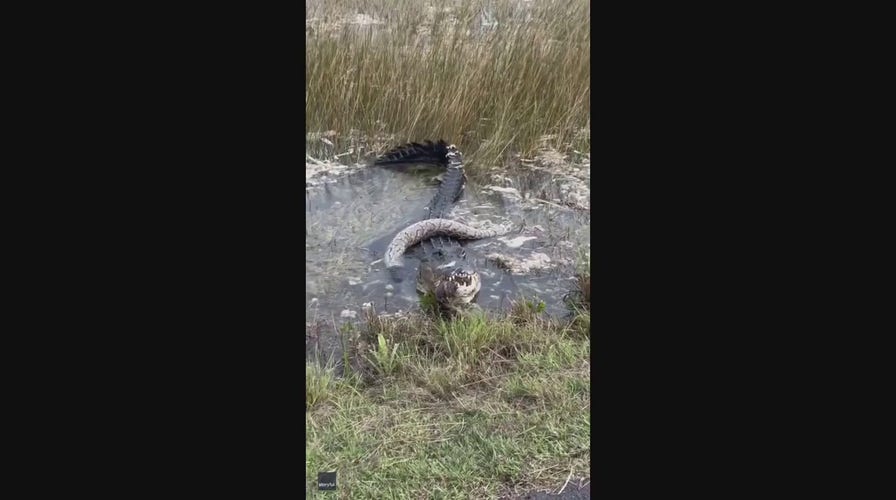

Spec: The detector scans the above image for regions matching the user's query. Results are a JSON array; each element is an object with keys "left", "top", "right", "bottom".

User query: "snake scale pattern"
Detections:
[{"left": 383, "top": 218, "right": 509, "bottom": 269}]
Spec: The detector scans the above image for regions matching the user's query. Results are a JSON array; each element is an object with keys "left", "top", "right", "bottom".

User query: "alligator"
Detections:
[{"left": 373, "top": 141, "right": 512, "bottom": 310}]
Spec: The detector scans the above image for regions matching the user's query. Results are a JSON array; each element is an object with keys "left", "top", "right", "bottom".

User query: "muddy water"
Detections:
[
  {"left": 305, "top": 165, "right": 436, "bottom": 315},
  {"left": 305, "top": 159, "right": 590, "bottom": 364}
]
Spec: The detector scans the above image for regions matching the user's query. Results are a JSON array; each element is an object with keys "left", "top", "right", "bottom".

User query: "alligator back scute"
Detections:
[
  {"left": 427, "top": 165, "right": 465, "bottom": 219},
  {"left": 420, "top": 235, "right": 467, "bottom": 261}
]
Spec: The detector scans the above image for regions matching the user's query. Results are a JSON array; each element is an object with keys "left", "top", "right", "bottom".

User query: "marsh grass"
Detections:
[
  {"left": 306, "top": 285, "right": 591, "bottom": 497},
  {"left": 365, "top": 333, "right": 403, "bottom": 376},
  {"left": 306, "top": 0, "right": 590, "bottom": 172},
  {"left": 306, "top": 363, "right": 336, "bottom": 410}
]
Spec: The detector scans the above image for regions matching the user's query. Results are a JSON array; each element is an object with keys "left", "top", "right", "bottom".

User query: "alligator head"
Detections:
[{"left": 434, "top": 267, "right": 481, "bottom": 306}]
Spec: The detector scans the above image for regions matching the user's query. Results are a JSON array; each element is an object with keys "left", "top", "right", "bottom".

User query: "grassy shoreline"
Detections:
[{"left": 306, "top": 267, "right": 590, "bottom": 498}]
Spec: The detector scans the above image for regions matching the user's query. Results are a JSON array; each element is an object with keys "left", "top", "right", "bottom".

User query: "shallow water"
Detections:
[{"left": 306, "top": 161, "right": 590, "bottom": 329}]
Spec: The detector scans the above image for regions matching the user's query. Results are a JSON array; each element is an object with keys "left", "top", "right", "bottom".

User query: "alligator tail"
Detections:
[
  {"left": 427, "top": 165, "right": 466, "bottom": 219},
  {"left": 373, "top": 140, "right": 450, "bottom": 167}
]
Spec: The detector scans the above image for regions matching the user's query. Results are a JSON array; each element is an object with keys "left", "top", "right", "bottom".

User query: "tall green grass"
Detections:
[
  {"left": 306, "top": 0, "right": 590, "bottom": 170},
  {"left": 306, "top": 300, "right": 590, "bottom": 497}
]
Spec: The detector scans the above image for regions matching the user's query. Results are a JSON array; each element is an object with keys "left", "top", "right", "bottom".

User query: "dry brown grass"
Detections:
[{"left": 306, "top": 0, "right": 590, "bottom": 171}]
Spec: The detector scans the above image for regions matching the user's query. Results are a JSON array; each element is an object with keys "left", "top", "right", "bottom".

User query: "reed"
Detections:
[{"left": 306, "top": 0, "right": 590, "bottom": 171}]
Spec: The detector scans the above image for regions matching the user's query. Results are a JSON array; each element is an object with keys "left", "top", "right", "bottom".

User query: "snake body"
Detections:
[{"left": 384, "top": 218, "right": 511, "bottom": 270}]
